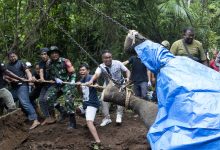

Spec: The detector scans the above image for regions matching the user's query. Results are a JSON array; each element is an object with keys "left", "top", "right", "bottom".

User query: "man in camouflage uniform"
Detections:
[{"left": 45, "top": 46, "right": 76, "bottom": 129}]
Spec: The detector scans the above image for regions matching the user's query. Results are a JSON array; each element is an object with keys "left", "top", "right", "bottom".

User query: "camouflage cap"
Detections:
[{"left": 47, "top": 46, "right": 61, "bottom": 55}]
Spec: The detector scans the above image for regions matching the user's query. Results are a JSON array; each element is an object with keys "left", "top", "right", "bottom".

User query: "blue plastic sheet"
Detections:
[{"left": 135, "top": 40, "right": 220, "bottom": 150}]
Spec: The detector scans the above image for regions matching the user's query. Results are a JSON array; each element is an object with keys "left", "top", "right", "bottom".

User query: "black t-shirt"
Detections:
[
  {"left": 7, "top": 60, "right": 27, "bottom": 87},
  {"left": 0, "top": 62, "right": 6, "bottom": 89},
  {"left": 32, "top": 70, "right": 42, "bottom": 88},
  {"left": 128, "top": 56, "right": 148, "bottom": 83},
  {"left": 80, "top": 74, "right": 100, "bottom": 109},
  {"left": 38, "top": 60, "right": 49, "bottom": 80}
]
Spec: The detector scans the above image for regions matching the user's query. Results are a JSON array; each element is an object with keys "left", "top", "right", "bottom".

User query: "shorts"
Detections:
[{"left": 77, "top": 105, "right": 97, "bottom": 121}]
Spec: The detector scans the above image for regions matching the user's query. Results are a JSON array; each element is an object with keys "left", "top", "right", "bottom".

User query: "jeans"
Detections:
[
  {"left": 133, "top": 81, "right": 148, "bottom": 99},
  {"left": 11, "top": 85, "right": 37, "bottom": 120},
  {"left": 39, "top": 86, "right": 51, "bottom": 117},
  {"left": 29, "top": 86, "right": 42, "bottom": 109}
]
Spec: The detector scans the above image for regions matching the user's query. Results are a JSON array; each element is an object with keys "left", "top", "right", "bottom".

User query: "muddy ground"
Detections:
[{"left": 1, "top": 109, "right": 151, "bottom": 150}]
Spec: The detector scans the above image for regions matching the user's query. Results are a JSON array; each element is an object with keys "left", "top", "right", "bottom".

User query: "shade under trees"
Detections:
[{"left": 0, "top": 0, "right": 219, "bottom": 68}]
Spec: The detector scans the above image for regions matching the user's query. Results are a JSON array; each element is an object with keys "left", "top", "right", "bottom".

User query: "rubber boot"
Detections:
[
  {"left": 68, "top": 113, "right": 77, "bottom": 129},
  {"left": 54, "top": 103, "right": 67, "bottom": 122}
]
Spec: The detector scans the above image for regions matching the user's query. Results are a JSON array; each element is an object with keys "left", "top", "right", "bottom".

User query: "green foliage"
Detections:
[{"left": 0, "top": 0, "right": 219, "bottom": 67}]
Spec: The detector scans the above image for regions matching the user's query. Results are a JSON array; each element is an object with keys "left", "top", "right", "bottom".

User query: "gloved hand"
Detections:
[
  {"left": 70, "top": 80, "right": 75, "bottom": 85},
  {"left": 55, "top": 78, "right": 63, "bottom": 84},
  {"left": 124, "top": 30, "right": 147, "bottom": 54},
  {"left": 147, "top": 81, "right": 152, "bottom": 87}
]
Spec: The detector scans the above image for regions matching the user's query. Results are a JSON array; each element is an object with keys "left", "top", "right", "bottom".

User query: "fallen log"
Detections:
[
  {"left": 0, "top": 109, "right": 29, "bottom": 149},
  {"left": 103, "top": 82, "right": 158, "bottom": 128}
]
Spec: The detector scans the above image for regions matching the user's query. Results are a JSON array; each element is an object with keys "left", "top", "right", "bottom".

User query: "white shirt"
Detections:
[{"left": 95, "top": 60, "right": 128, "bottom": 84}]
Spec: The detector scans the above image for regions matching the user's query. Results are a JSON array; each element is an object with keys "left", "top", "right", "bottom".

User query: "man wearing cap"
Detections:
[
  {"left": 30, "top": 48, "right": 56, "bottom": 125},
  {"left": 45, "top": 46, "right": 77, "bottom": 129}
]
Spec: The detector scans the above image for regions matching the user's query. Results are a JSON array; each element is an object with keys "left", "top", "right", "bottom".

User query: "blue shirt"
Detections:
[{"left": 80, "top": 74, "right": 100, "bottom": 109}]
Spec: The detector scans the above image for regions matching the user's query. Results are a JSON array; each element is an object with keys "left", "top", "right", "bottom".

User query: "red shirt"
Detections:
[{"left": 209, "top": 59, "right": 219, "bottom": 72}]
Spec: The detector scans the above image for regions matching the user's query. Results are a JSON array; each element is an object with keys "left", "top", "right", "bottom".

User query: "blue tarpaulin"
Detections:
[{"left": 135, "top": 40, "right": 220, "bottom": 150}]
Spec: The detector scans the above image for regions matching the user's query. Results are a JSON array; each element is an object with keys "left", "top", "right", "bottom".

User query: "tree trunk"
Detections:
[{"left": 103, "top": 82, "right": 158, "bottom": 128}]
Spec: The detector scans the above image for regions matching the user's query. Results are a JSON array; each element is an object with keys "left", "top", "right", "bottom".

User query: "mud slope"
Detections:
[
  {"left": 14, "top": 111, "right": 150, "bottom": 150},
  {"left": 0, "top": 109, "right": 29, "bottom": 150}
]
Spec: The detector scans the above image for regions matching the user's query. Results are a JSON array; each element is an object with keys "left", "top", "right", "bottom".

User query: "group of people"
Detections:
[
  {"left": 1, "top": 47, "right": 77, "bottom": 130},
  {"left": 0, "top": 46, "right": 133, "bottom": 148},
  {"left": 0, "top": 27, "right": 219, "bottom": 149}
]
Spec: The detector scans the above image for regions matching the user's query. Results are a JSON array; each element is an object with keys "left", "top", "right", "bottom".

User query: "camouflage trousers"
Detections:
[{"left": 45, "top": 84, "right": 75, "bottom": 114}]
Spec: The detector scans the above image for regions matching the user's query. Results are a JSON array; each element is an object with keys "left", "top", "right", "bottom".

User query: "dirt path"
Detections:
[{"left": 14, "top": 111, "right": 150, "bottom": 150}]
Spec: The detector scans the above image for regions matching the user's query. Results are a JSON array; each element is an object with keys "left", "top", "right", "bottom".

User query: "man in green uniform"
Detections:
[
  {"left": 170, "top": 28, "right": 208, "bottom": 66},
  {"left": 45, "top": 46, "right": 77, "bottom": 129}
]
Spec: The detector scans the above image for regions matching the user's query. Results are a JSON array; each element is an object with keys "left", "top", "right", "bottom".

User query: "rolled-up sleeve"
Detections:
[{"left": 95, "top": 67, "right": 102, "bottom": 75}]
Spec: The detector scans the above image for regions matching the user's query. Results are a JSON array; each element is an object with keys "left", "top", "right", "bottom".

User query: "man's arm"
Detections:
[
  {"left": 147, "top": 70, "right": 151, "bottom": 83},
  {"left": 119, "top": 61, "right": 130, "bottom": 82},
  {"left": 87, "top": 67, "right": 101, "bottom": 85},
  {"left": 199, "top": 43, "right": 208, "bottom": 66},
  {"left": 1, "top": 63, "right": 23, "bottom": 81},
  {"left": 25, "top": 69, "right": 32, "bottom": 80},
  {"left": 65, "top": 59, "right": 75, "bottom": 74},
  {"left": 39, "top": 69, "right": 45, "bottom": 80},
  {"left": 5, "top": 70, "right": 25, "bottom": 81},
  {"left": 125, "top": 69, "right": 131, "bottom": 82},
  {"left": 123, "top": 56, "right": 134, "bottom": 66},
  {"left": 123, "top": 60, "right": 129, "bottom": 65},
  {"left": 88, "top": 72, "right": 100, "bottom": 85}
]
